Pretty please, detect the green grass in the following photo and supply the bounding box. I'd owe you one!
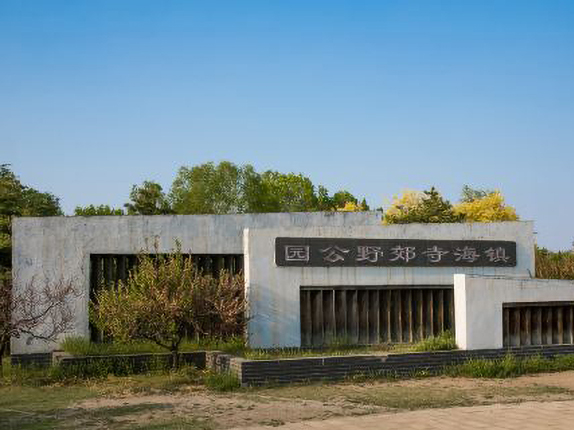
[410,331,457,352]
[242,332,457,360]
[202,371,241,392]
[61,332,457,362]
[448,353,574,378]
[60,336,246,357]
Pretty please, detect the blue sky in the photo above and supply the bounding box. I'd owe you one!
[1,1,573,250]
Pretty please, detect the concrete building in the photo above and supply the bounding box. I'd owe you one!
[10,212,574,361]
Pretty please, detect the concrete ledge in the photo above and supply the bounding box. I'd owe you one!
[210,346,574,386]
[455,275,574,349]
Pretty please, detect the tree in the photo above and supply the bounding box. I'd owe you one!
[257,171,319,212]
[454,191,518,222]
[170,162,244,214]
[0,165,62,271]
[332,190,357,208]
[337,199,370,212]
[125,181,172,215]
[75,204,124,216]
[92,248,245,367]
[0,273,78,368]
[384,187,461,224]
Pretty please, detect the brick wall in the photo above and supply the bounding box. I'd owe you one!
[11,353,52,367]
[214,345,574,386]
[11,351,206,369]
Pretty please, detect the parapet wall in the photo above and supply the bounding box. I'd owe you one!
[455,275,574,350]
[12,212,381,355]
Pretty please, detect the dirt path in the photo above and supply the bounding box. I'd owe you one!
[67,371,574,429]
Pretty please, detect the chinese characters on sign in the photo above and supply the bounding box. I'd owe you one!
[276,238,516,267]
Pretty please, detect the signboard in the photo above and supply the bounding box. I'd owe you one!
[275,238,516,267]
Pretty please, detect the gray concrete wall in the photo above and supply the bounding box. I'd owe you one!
[455,274,574,350]
[244,222,535,348]
[11,212,381,354]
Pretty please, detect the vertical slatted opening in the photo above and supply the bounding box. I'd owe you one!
[300,286,454,347]
[503,303,574,347]
[89,253,244,342]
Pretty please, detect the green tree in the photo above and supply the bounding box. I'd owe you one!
[332,190,358,208]
[384,187,462,224]
[168,161,369,215]
[0,165,62,271]
[74,204,124,216]
[125,181,172,215]
[257,171,319,212]
[170,162,244,214]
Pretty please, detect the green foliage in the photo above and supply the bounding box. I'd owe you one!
[91,248,246,364]
[410,331,457,352]
[125,180,172,215]
[448,353,574,378]
[170,162,246,214]
[0,165,62,270]
[74,204,124,216]
[536,247,574,280]
[257,170,318,212]
[202,370,241,392]
[384,187,462,225]
[167,161,366,215]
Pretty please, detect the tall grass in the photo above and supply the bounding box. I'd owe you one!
[202,371,241,391]
[410,331,457,352]
[449,353,574,378]
[536,248,574,280]
[62,332,457,361]
[61,336,247,357]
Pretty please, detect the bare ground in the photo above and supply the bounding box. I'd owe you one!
[66,371,574,429]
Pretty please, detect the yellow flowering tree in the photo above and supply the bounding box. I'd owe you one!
[383,188,462,224]
[337,199,369,212]
[453,191,518,222]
